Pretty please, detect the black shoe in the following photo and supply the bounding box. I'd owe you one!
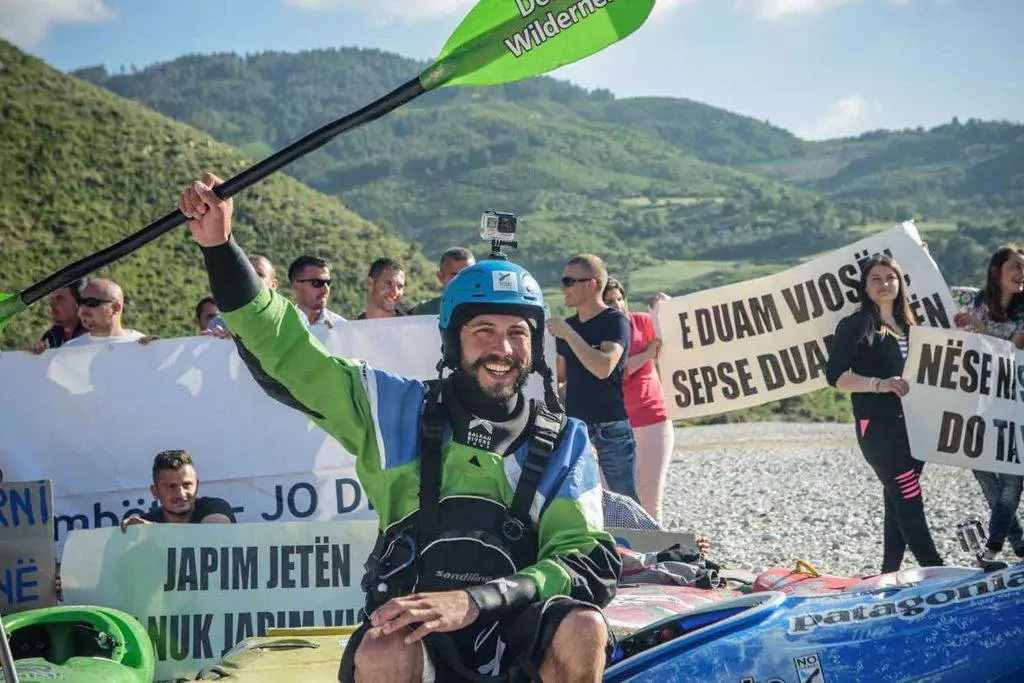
[977,552,1009,572]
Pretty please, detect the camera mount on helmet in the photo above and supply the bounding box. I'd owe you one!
[480,210,518,260]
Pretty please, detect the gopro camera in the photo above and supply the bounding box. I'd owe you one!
[480,210,519,260]
[480,211,518,244]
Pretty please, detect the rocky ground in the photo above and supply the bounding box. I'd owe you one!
[661,422,999,576]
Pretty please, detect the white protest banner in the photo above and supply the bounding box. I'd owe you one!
[903,326,1024,475]
[0,314,556,550]
[0,479,56,613]
[656,222,956,420]
[62,520,378,680]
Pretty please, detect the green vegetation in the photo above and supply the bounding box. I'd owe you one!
[0,40,434,351]
[744,121,1024,289]
[5,43,1020,425]
[73,49,869,285]
[679,388,852,426]
[626,259,790,300]
[76,49,1022,300]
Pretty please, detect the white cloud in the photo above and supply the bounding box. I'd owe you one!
[733,0,943,19]
[732,0,857,20]
[285,0,696,23]
[651,0,698,19]
[802,95,867,139]
[0,0,115,48]
[284,0,475,22]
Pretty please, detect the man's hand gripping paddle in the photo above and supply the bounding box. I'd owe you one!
[0,0,656,333]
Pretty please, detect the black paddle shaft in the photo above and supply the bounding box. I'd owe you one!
[21,77,426,306]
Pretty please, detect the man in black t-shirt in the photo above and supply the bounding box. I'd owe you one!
[121,450,235,528]
[548,254,640,502]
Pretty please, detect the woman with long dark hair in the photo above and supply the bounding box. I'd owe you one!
[827,255,943,572]
[951,245,1024,562]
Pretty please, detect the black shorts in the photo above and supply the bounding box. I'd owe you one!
[338,597,612,683]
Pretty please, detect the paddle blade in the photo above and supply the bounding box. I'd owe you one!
[0,292,26,333]
[421,0,655,89]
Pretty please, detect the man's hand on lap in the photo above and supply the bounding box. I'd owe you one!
[370,590,481,645]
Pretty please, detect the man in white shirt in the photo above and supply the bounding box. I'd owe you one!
[287,255,346,329]
[64,278,148,346]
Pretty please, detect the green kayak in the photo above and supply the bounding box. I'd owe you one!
[3,605,154,683]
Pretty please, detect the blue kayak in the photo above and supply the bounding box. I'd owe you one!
[604,564,1024,682]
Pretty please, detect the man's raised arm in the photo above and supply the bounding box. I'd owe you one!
[179,173,379,465]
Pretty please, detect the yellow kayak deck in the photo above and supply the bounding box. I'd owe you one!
[194,626,358,682]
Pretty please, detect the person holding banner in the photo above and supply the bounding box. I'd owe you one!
[951,245,1024,562]
[602,278,673,524]
[249,254,279,291]
[827,255,944,573]
[62,278,149,347]
[29,278,88,353]
[550,254,640,504]
[178,174,618,683]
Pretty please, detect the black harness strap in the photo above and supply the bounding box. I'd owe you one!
[417,379,446,560]
[401,383,568,683]
[509,401,566,527]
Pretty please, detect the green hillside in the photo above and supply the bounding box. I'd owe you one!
[75,48,1024,294]
[744,120,1024,287]
[74,50,862,285]
[572,96,808,165]
[746,121,1024,222]
[0,40,434,351]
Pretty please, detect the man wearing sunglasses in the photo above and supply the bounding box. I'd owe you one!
[547,254,640,503]
[288,255,346,329]
[63,278,147,347]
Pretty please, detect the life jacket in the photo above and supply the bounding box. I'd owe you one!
[361,376,566,612]
[347,378,567,683]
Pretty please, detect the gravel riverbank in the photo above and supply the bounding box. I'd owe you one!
[661,422,992,577]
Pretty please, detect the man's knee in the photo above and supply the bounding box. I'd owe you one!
[552,608,607,651]
[353,626,420,679]
[542,608,608,681]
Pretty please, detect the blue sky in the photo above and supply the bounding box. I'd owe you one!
[1,0,1019,139]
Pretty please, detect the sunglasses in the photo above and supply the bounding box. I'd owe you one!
[77,297,115,308]
[561,276,595,288]
[295,278,332,289]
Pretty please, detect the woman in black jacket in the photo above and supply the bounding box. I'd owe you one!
[826,255,944,573]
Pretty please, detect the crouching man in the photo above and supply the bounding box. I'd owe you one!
[178,173,619,682]
[122,450,236,528]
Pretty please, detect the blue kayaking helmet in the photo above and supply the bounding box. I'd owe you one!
[438,260,547,371]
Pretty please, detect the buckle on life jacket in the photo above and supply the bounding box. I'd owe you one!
[502,518,525,541]
[363,530,417,607]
